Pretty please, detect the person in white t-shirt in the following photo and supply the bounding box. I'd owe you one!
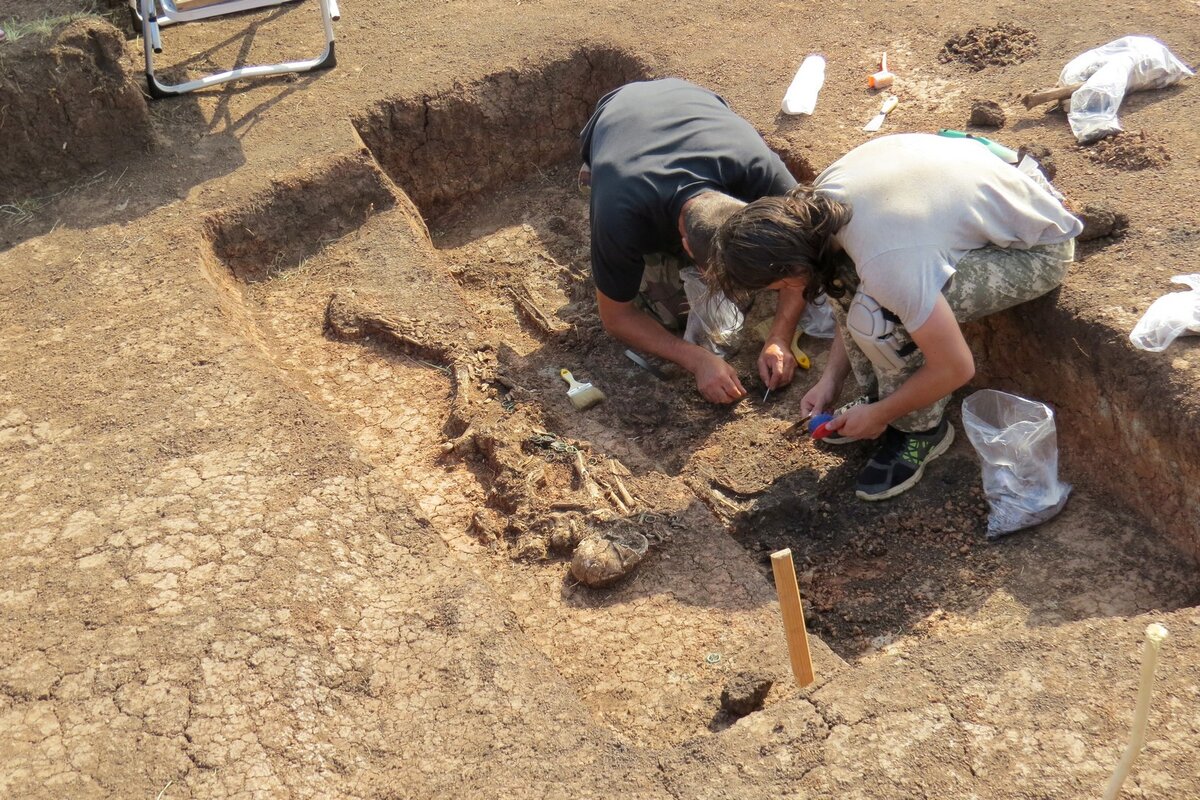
[709,133,1083,501]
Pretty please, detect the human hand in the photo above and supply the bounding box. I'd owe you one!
[694,352,747,404]
[824,403,889,440]
[799,375,842,418]
[758,337,796,391]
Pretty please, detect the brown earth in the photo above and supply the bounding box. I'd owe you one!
[1,0,1199,798]
[0,17,153,203]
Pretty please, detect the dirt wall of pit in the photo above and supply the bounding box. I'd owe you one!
[351,47,648,222]
[969,292,1200,562]
[0,19,153,203]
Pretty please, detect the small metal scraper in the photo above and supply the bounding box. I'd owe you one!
[863,95,899,132]
[624,349,668,380]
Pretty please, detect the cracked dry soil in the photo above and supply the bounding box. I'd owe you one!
[1,0,1200,798]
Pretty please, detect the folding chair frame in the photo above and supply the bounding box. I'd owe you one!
[133,0,339,98]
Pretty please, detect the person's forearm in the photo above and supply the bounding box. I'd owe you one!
[821,329,853,387]
[872,361,970,426]
[767,286,806,341]
[603,306,711,374]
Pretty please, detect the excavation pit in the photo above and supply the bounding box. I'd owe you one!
[206,152,397,282]
[229,130,1195,676]
[192,42,1200,754]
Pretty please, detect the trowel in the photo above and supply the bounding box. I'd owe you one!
[863,95,899,132]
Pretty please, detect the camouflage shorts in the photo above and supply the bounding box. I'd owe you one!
[832,238,1075,432]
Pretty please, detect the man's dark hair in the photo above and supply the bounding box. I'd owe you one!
[681,192,747,270]
[708,185,852,304]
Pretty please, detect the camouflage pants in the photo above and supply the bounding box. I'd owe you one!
[637,252,691,331]
[830,238,1075,432]
[638,252,747,355]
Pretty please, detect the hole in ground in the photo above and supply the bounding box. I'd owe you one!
[202,47,1199,744]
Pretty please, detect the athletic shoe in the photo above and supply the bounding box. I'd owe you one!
[855,419,955,501]
[819,394,876,446]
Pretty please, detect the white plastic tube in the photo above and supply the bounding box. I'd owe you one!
[782,55,825,115]
[1103,623,1169,800]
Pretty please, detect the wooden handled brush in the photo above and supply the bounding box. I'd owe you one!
[560,369,605,410]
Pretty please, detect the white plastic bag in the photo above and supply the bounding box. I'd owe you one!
[800,294,836,339]
[781,55,825,115]
[1059,36,1194,143]
[681,267,743,356]
[1130,274,1200,352]
[962,390,1071,539]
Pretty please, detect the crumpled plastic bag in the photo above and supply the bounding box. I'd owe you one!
[1130,274,1200,352]
[962,390,1072,539]
[1059,36,1194,143]
[681,266,743,356]
[800,294,836,339]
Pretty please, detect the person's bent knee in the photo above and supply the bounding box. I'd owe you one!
[1032,239,1073,296]
[846,293,911,371]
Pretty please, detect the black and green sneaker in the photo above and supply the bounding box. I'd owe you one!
[855,420,955,501]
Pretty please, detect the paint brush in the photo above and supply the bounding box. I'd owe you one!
[560,368,605,410]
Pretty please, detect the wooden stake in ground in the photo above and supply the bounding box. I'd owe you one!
[1103,623,1170,800]
[771,548,815,688]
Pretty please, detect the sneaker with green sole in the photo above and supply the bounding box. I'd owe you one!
[855,420,955,501]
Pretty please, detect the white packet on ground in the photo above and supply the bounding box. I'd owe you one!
[1130,274,1200,352]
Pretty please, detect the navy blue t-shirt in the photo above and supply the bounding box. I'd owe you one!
[580,79,796,302]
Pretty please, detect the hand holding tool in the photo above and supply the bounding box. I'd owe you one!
[810,413,835,439]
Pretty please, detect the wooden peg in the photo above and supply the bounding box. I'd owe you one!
[771,548,815,688]
[1020,82,1084,110]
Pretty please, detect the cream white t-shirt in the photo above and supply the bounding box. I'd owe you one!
[814,133,1083,330]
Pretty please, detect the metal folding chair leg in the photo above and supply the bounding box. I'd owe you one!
[128,0,301,30]
[136,0,339,98]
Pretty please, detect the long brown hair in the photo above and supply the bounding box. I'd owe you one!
[708,185,852,304]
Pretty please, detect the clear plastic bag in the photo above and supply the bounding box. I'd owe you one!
[962,390,1072,539]
[800,294,836,339]
[680,266,744,356]
[1130,274,1200,352]
[1059,36,1194,144]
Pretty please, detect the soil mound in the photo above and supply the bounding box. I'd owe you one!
[1084,131,1170,171]
[0,18,152,203]
[939,23,1038,71]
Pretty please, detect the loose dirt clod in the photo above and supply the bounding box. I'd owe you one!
[570,525,649,587]
[939,23,1038,71]
[1076,203,1130,241]
[720,672,774,717]
[968,99,1006,128]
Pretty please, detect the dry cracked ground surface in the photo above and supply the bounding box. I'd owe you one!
[2,0,1200,798]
